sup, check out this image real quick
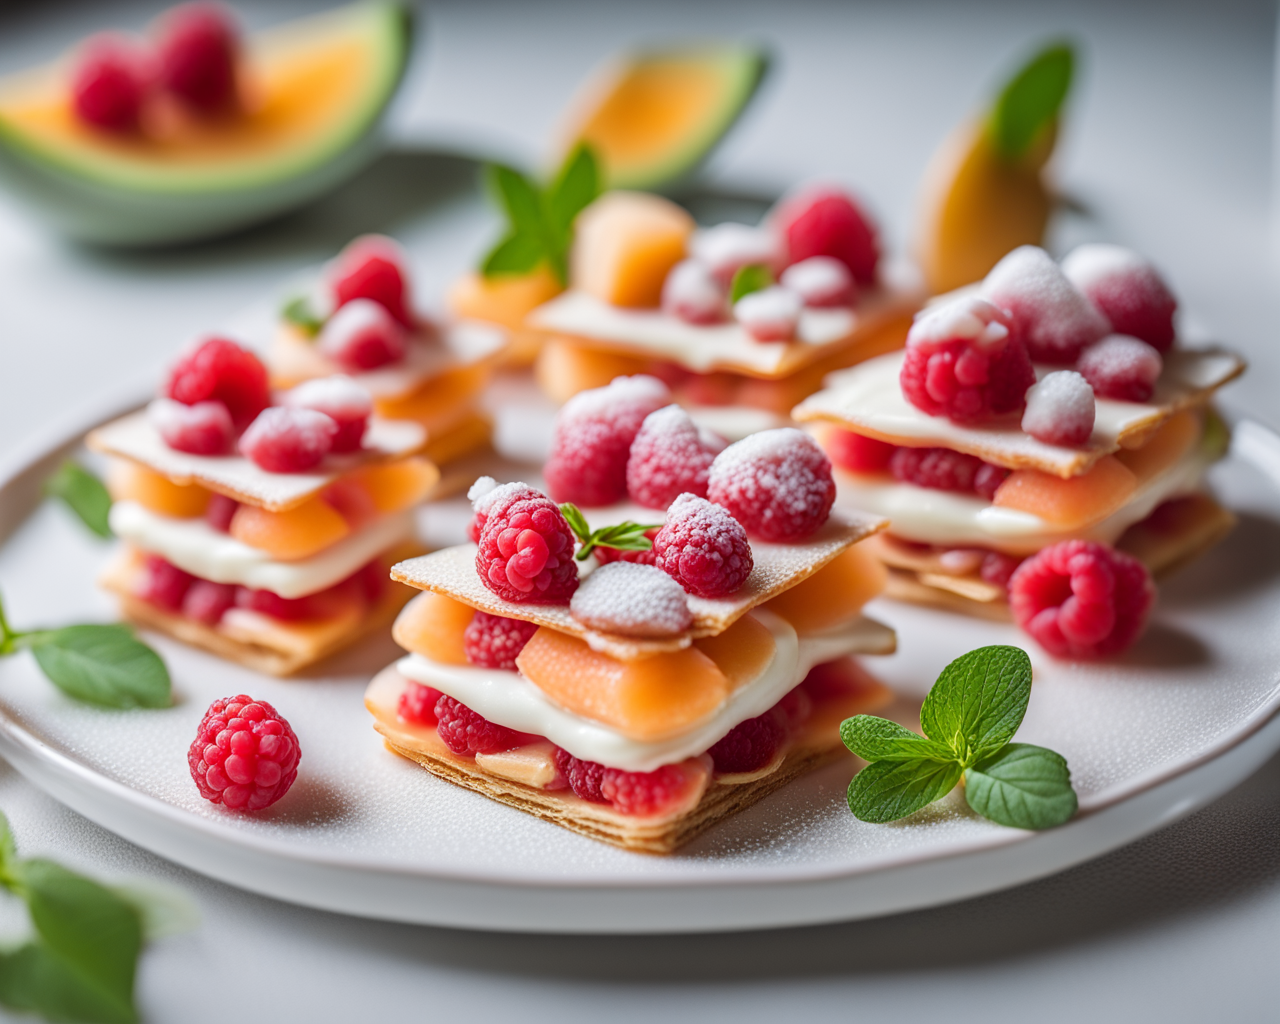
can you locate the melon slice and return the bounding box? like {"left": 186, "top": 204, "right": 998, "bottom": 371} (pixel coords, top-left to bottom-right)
{"left": 106, "top": 459, "right": 211, "bottom": 518}
{"left": 571, "top": 191, "right": 695, "bottom": 307}
{"left": 393, "top": 591, "right": 474, "bottom": 666}
{"left": 764, "top": 543, "right": 886, "bottom": 634}
{"left": 0, "top": 3, "right": 410, "bottom": 245}
{"left": 992, "top": 455, "right": 1138, "bottom": 529}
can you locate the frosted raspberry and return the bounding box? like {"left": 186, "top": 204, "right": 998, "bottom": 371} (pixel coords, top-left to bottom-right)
{"left": 467, "top": 477, "right": 539, "bottom": 543}
{"left": 900, "top": 296, "right": 1036, "bottom": 423}
{"left": 980, "top": 550, "right": 1024, "bottom": 589}
{"left": 625, "top": 404, "right": 725, "bottom": 509}
{"left": 779, "top": 255, "right": 857, "bottom": 307}
{"left": 138, "top": 554, "right": 193, "bottom": 610}
{"left": 317, "top": 298, "right": 407, "bottom": 372}
{"left": 182, "top": 579, "right": 236, "bottom": 624}
{"left": 706, "top": 428, "right": 835, "bottom": 542}
{"left": 398, "top": 682, "right": 443, "bottom": 725}
{"left": 476, "top": 492, "right": 579, "bottom": 604}
{"left": 570, "top": 562, "right": 693, "bottom": 638}
{"left": 601, "top": 763, "right": 689, "bottom": 816}
{"left": 434, "top": 695, "right": 524, "bottom": 755}
{"left": 156, "top": 3, "right": 239, "bottom": 114}
{"left": 544, "top": 375, "right": 671, "bottom": 506}
{"left": 661, "top": 260, "right": 726, "bottom": 324}
{"left": 329, "top": 235, "right": 414, "bottom": 328}
{"left": 594, "top": 528, "right": 659, "bottom": 566}
{"left": 1008, "top": 540, "right": 1154, "bottom": 659}
{"left": 652, "top": 493, "right": 752, "bottom": 598}
{"left": 1061, "top": 244, "right": 1177, "bottom": 352}
{"left": 889, "top": 446, "right": 1008, "bottom": 498}
{"left": 689, "top": 224, "right": 783, "bottom": 285}
{"left": 983, "top": 246, "right": 1110, "bottom": 363}
{"left": 553, "top": 748, "right": 607, "bottom": 802}
{"left": 771, "top": 185, "right": 880, "bottom": 284}
{"left": 734, "top": 286, "right": 803, "bottom": 342}
{"left": 1022, "top": 371, "right": 1096, "bottom": 446}
{"left": 282, "top": 376, "right": 372, "bottom": 452}
{"left": 708, "top": 711, "right": 784, "bottom": 773}
{"left": 463, "top": 611, "right": 539, "bottom": 670}
{"left": 71, "top": 34, "right": 150, "bottom": 133}
{"left": 188, "top": 695, "right": 300, "bottom": 811}
{"left": 1077, "top": 335, "right": 1163, "bottom": 403}
{"left": 148, "top": 397, "right": 235, "bottom": 455}
{"left": 239, "top": 407, "right": 338, "bottom": 473}
{"left": 826, "top": 430, "right": 896, "bottom": 474}
{"left": 205, "top": 493, "right": 239, "bottom": 531}
{"left": 165, "top": 337, "right": 270, "bottom": 431}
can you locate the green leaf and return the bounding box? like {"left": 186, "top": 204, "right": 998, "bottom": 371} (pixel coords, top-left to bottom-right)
{"left": 0, "top": 810, "right": 14, "bottom": 880}
{"left": 964, "top": 743, "right": 1078, "bottom": 829}
{"left": 546, "top": 143, "right": 601, "bottom": 241}
{"left": 282, "top": 296, "right": 324, "bottom": 337}
{"left": 729, "top": 264, "right": 774, "bottom": 304}
{"left": 559, "top": 503, "right": 592, "bottom": 543}
{"left": 840, "top": 715, "right": 953, "bottom": 762}
{"left": 28, "top": 625, "right": 171, "bottom": 709}
{"left": 0, "top": 943, "right": 138, "bottom": 1024}
{"left": 45, "top": 462, "right": 112, "bottom": 539}
{"left": 846, "top": 758, "right": 964, "bottom": 824}
{"left": 486, "top": 163, "right": 547, "bottom": 243}
{"left": 481, "top": 232, "right": 545, "bottom": 277}
{"left": 558, "top": 505, "right": 661, "bottom": 561}
{"left": 109, "top": 880, "right": 200, "bottom": 942}
{"left": 989, "top": 42, "right": 1075, "bottom": 160}
{"left": 1201, "top": 407, "right": 1230, "bottom": 462}
{"left": 920, "top": 645, "right": 1032, "bottom": 765}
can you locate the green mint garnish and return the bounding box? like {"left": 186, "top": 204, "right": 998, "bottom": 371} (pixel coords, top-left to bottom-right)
{"left": 729, "top": 263, "right": 773, "bottom": 304}
{"left": 988, "top": 42, "right": 1075, "bottom": 161}
{"left": 282, "top": 296, "right": 325, "bottom": 337}
{"left": 560, "top": 503, "right": 661, "bottom": 562}
{"left": 841, "top": 645, "right": 1077, "bottom": 829}
{"left": 45, "top": 461, "right": 112, "bottom": 539}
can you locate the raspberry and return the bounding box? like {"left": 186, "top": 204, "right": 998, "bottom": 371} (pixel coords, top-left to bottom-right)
{"left": 1008, "top": 540, "right": 1154, "bottom": 659}
{"left": 734, "top": 286, "right": 803, "bottom": 342}
{"left": 148, "top": 397, "right": 235, "bottom": 455}
{"left": 779, "top": 255, "right": 856, "bottom": 307}
{"left": 329, "top": 235, "right": 414, "bottom": 328}
{"left": 708, "top": 711, "right": 784, "bottom": 773}
{"left": 434, "top": 694, "right": 524, "bottom": 755}
{"left": 397, "top": 682, "right": 443, "bottom": 725}
{"left": 188, "top": 695, "right": 300, "bottom": 811}
{"left": 1076, "top": 335, "right": 1163, "bottom": 403}
{"left": 282, "top": 375, "right": 372, "bottom": 452}
{"left": 771, "top": 185, "right": 880, "bottom": 284}
{"left": 826, "top": 430, "right": 896, "bottom": 474}
{"left": 475, "top": 492, "right": 579, "bottom": 604}
{"left": 239, "top": 407, "right": 338, "bottom": 473}
{"left": 1021, "top": 371, "right": 1096, "bottom": 446}
{"left": 205, "top": 493, "right": 239, "bottom": 532}
{"left": 165, "top": 337, "right": 270, "bottom": 431}
{"left": 156, "top": 3, "right": 239, "bottom": 114}
{"left": 71, "top": 34, "right": 150, "bottom": 134}
{"left": 317, "top": 299, "right": 407, "bottom": 372}
{"left": 661, "top": 260, "right": 725, "bottom": 324}
{"left": 600, "top": 763, "right": 689, "bottom": 816}
{"left": 463, "top": 611, "right": 539, "bottom": 670}
{"left": 320, "top": 477, "right": 378, "bottom": 529}
{"left": 625, "top": 404, "right": 724, "bottom": 509}
{"left": 1061, "top": 244, "right": 1177, "bottom": 352}
{"left": 544, "top": 375, "right": 671, "bottom": 507}
{"left": 236, "top": 562, "right": 378, "bottom": 622}
{"left": 983, "top": 246, "right": 1110, "bottom": 364}
{"left": 900, "top": 296, "right": 1036, "bottom": 423}
{"left": 889, "top": 446, "right": 1008, "bottom": 498}
{"left": 138, "top": 554, "right": 193, "bottom": 611}
{"left": 594, "top": 529, "right": 659, "bottom": 566}
{"left": 182, "top": 579, "right": 236, "bottom": 624}
{"left": 652, "top": 493, "right": 753, "bottom": 598}
{"left": 553, "top": 747, "right": 607, "bottom": 802}
{"left": 974, "top": 463, "right": 1011, "bottom": 501}
{"left": 688, "top": 224, "right": 783, "bottom": 285}
{"left": 467, "top": 477, "right": 539, "bottom": 543}
{"left": 980, "top": 550, "right": 1024, "bottom": 589}
{"left": 570, "top": 562, "right": 693, "bottom": 638}
{"left": 706, "top": 428, "right": 835, "bottom": 542}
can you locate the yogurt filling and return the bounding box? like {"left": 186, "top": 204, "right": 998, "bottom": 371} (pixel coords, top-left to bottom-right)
{"left": 109, "top": 501, "right": 415, "bottom": 598}
{"left": 396, "top": 609, "right": 885, "bottom": 772}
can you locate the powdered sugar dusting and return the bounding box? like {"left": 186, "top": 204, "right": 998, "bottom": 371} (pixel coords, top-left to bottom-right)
{"left": 1060, "top": 243, "right": 1147, "bottom": 287}
{"left": 1022, "top": 371, "right": 1096, "bottom": 446}
{"left": 283, "top": 375, "right": 374, "bottom": 419}
{"left": 706, "top": 429, "right": 835, "bottom": 542}
{"left": 469, "top": 477, "right": 534, "bottom": 515}
{"left": 626, "top": 404, "right": 724, "bottom": 509}
{"left": 559, "top": 374, "right": 671, "bottom": 421}
{"left": 1077, "top": 335, "right": 1164, "bottom": 402}
{"left": 734, "top": 287, "right": 803, "bottom": 342}
{"left": 909, "top": 295, "right": 1010, "bottom": 351}
{"left": 570, "top": 562, "right": 693, "bottom": 638}
{"left": 779, "top": 256, "right": 856, "bottom": 308}
{"left": 983, "top": 245, "right": 1110, "bottom": 363}
{"left": 661, "top": 260, "right": 726, "bottom": 324}
{"left": 689, "top": 223, "right": 783, "bottom": 283}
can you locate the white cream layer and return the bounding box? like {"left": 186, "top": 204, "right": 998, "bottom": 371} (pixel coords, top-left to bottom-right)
{"left": 110, "top": 501, "right": 415, "bottom": 598}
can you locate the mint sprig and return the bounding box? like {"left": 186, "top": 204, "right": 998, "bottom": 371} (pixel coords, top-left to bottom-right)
{"left": 988, "top": 42, "right": 1075, "bottom": 161}
{"left": 45, "top": 461, "right": 112, "bottom": 539}
{"left": 729, "top": 263, "right": 773, "bottom": 304}
{"left": 841, "top": 645, "right": 1077, "bottom": 829}
{"left": 281, "top": 295, "right": 325, "bottom": 337}
{"left": 560, "top": 503, "right": 661, "bottom": 562}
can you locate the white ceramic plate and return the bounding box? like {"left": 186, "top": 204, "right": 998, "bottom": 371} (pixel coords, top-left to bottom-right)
{"left": 0, "top": 391, "right": 1278, "bottom": 935}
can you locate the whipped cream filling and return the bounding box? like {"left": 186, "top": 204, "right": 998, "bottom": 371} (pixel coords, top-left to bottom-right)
{"left": 110, "top": 501, "right": 415, "bottom": 598}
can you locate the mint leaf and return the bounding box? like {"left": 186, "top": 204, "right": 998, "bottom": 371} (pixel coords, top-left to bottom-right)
{"left": 0, "top": 943, "right": 138, "bottom": 1024}
{"left": 27, "top": 625, "right": 171, "bottom": 709}
{"left": 847, "top": 758, "right": 964, "bottom": 824}
{"left": 546, "top": 143, "right": 601, "bottom": 241}
{"left": 840, "top": 715, "right": 952, "bottom": 762}
{"left": 559, "top": 503, "right": 592, "bottom": 543}
{"left": 729, "top": 264, "right": 773, "bottom": 304}
{"left": 560, "top": 504, "right": 661, "bottom": 561}
{"left": 109, "top": 881, "right": 200, "bottom": 942}
{"left": 45, "top": 461, "right": 112, "bottom": 539}
{"left": 964, "top": 743, "right": 1078, "bottom": 829}
{"left": 482, "top": 231, "right": 545, "bottom": 277}
{"left": 282, "top": 296, "right": 324, "bottom": 337}
{"left": 920, "top": 645, "right": 1031, "bottom": 764}
{"left": 0, "top": 810, "right": 13, "bottom": 876}
{"left": 486, "top": 164, "right": 546, "bottom": 246}
{"left": 989, "top": 42, "right": 1075, "bottom": 161}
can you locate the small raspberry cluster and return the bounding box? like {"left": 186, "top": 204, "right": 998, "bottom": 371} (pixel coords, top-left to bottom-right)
{"left": 553, "top": 748, "right": 693, "bottom": 817}
{"left": 313, "top": 235, "right": 417, "bottom": 372}
{"left": 188, "top": 694, "right": 300, "bottom": 811}
{"left": 474, "top": 488, "right": 579, "bottom": 604}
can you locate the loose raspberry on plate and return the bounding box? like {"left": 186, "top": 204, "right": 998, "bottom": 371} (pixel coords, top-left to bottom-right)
{"left": 148, "top": 397, "right": 235, "bottom": 455}
{"left": 1021, "top": 370, "right": 1096, "bottom": 446}
{"left": 626, "top": 404, "right": 725, "bottom": 509}
{"left": 282, "top": 375, "right": 373, "bottom": 452}
{"left": 708, "top": 711, "right": 784, "bottom": 773}
{"left": 553, "top": 747, "right": 607, "bottom": 802}
{"left": 900, "top": 295, "right": 1036, "bottom": 423}
{"left": 205, "top": 493, "right": 239, "bottom": 532}
{"left": 71, "top": 34, "right": 150, "bottom": 133}
{"left": 688, "top": 223, "right": 783, "bottom": 285}
{"left": 165, "top": 337, "right": 270, "bottom": 431}
{"left": 138, "top": 554, "right": 194, "bottom": 611}
{"left": 475, "top": 491, "right": 579, "bottom": 604}
{"left": 570, "top": 562, "right": 693, "bottom": 638}
{"left": 983, "top": 246, "right": 1110, "bottom": 363}
{"left": 317, "top": 298, "right": 408, "bottom": 372}
{"left": 182, "top": 579, "right": 236, "bottom": 624}
{"left": 155, "top": 2, "right": 239, "bottom": 114}
{"left": 329, "top": 235, "right": 414, "bottom": 328}
{"left": 239, "top": 406, "right": 338, "bottom": 473}
{"left": 467, "top": 477, "right": 539, "bottom": 543}
{"left": 1008, "top": 540, "right": 1154, "bottom": 659}
{"left": 434, "top": 694, "right": 525, "bottom": 755}
{"left": 188, "top": 695, "right": 300, "bottom": 811}
{"left": 771, "top": 185, "right": 880, "bottom": 284}
{"left": 1061, "top": 244, "right": 1177, "bottom": 352}
{"left": 826, "top": 430, "right": 897, "bottom": 474}
{"left": 652, "top": 493, "right": 753, "bottom": 598}
{"left": 398, "top": 682, "right": 444, "bottom": 726}
{"left": 779, "top": 255, "right": 857, "bottom": 307}
{"left": 463, "top": 611, "right": 539, "bottom": 670}
{"left": 889, "top": 446, "right": 1009, "bottom": 499}
{"left": 543, "top": 375, "right": 671, "bottom": 507}
{"left": 706, "top": 428, "right": 835, "bottom": 542}
{"left": 734, "top": 286, "right": 803, "bottom": 342}
{"left": 1076, "top": 334, "right": 1164, "bottom": 403}
{"left": 661, "top": 259, "right": 726, "bottom": 324}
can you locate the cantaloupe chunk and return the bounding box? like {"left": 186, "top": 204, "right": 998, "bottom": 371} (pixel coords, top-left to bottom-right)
{"left": 347, "top": 457, "right": 438, "bottom": 514}
{"left": 106, "top": 459, "right": 212, "bottom": 518}
{"left": 693, "top": 614, "right": 777, "bottom": 690}
{"left": 229, "top": 495, "right": 350, "bottom": 560}
{"left": 764, "top": 543, "right": 887, "bottom": 634}
{"left": 447, "top": 265, "right": 563, "bottom": 331}
{"left": 392, "top": 591, "right": 473, "bottom": 666}
{"left": 516, "top": 627, "right": 729, "bottom": 740}
{"left": 535, "top": 335, "right": 652, "bottom": 403}
{"left": 1113, "top": 410, "right": 1200, "bottom": 484}
{"left": 373, "top": 362, "right": 489, "bottom": 432}
{"left": 993, "top": 455, "right": 1138, "bottom": 529}
{"left": 571, "top": 191, "right": 695, "bottom": 308}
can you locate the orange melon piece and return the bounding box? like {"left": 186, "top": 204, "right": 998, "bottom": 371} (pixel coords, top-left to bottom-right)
{"left": 347, "top": 457, "right": 438, "bottom": 514}
{"left": 229, "top": 495, "right": 350, "bottom": 560}
{"left": 373, "top": 362, "right": 489, "bottom": 432}
{"left": 106, "top": 459, "right": 211, "bottom": 518}
{"left": 535, "top": 336, "right": 652, "bottom": 403}
{"left": 993, "top": 455, "right": 1138, "bottom": 529}
{"left": 764, "top": 543, "right": 887, "bottom": 634}
{"left": 571, "top": 191, "right": 694, "bottom": 308}
{"left": 392, "top": 591, "right": 473, "bottom": 666}
{"left": 447, "top": 265, "right": 563, "bottom": 331}
{"left": 516, "top": 627, "right": 729, "bottom": 741}
{"left": 1113, "top": 410, "right": 1200, "bottom": 484}
{"left": 693, "top": 614, "right": 777, "bottom": 690}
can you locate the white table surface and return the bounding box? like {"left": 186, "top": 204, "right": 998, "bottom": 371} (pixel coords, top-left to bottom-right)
{"left": 1, "top": 1, "right": 1278, "bottom": 1020}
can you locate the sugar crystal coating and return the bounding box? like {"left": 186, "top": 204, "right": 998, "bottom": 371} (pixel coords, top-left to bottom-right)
{"left": 661, "top": 259, "right": 726, "bottom": 324}
{"left": 706, "top": 428, "right": 835, "bottom": 542}
{"left": 1061, "top": 243, "right": 1177, "bottom": 352}
{"left": 652, "top": 493, "right": 753, "bottom": 598}
{"left": 318, "top": 298, "right": 407, "bottom": 372}
{"left": 983, "top": 246, "right": 1110, "bottom": 363}
{"left": 467, "top": 477, "right": 539, "bottom": 542}
{"left": 149, "top": 397, "right": 235, "bottom": 455}
{"left": 689, "top": 223, "right": 783, "bottom": 284}
{"left": 238, "top": 406, "right": 339, "bottom": 473}
{"left": 188, "top": 694, "right": 300, "bottom": 812}
{"left": 570, "top": 562, "right": 693, "bottom": 638}
{"left": 283, "top": 375, "right": 373, "bottom": 452}
{"left": 626, "top": 404, "right": 725, "bottom": 509}
{"left": 779, "top": 255, "right": 856, "bottom": 307}
{"left": 475, "top": 491, "right": 579, "bottom": 604}
{"left": 1076, "top": 334, "right": 1164, "bottom": 403}
{"left": 734, "top": 286, "right": 803, "bottom": 341}
{"left": 1021, "top": 371, "right": 1096, "bottom": 446}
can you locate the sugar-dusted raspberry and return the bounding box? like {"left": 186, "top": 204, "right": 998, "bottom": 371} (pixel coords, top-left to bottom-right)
{"left": 329, "top": 235, "right": 414, "bottom": 328}
{"left": 205, "top": 493, "right": 239, "bottom": 532}
{"left": 900, "top": 295, "right": 1036, "bottom": 423}
{"left": 661, "top": 259, "right": 726, "bottom": 324}
{"left": 71, "top": 34, "right": 150, "bottom": 133}
{"left": 463, "top": 611, "right": 539, "bottom": 670}
{"left": 625, "top": 404, "right": 724, "bottom": 509}
{"left": 282, "top": 375, "right": 373, "bottom": 452}
{"left": 398, "top": 682, "right": 443, "bottom": 726}
{"left": 600, "top": 763, "right": 689, "bottom": 816}
{"left": 466, "top": 477, "right": 539, "bottom": 543}
{"left": 138, "top": 554, "right": 194, "bottom": 611}
{"left": 553, "top": 747, "right": 608, "bottom": 802}
{"left": 890, "top": 447, "right": 981, "bottom": 493}
{"left": 148, "top": 397, "right": 235, "bottom": 455}
{"left": 706, "top": 428, "right": 835, "bottom": 542}
{"left": 1008, "top": 540, "right": 1154, "bottom": 659}
{"left": 188, "top": 694, "right": 300, "bottom": 811}
{"left": 708, "top": 710, "right": 784, "bottom": 773}
{"left": 317, "top": 298, "right": 407, "bottom": 372}
{"left": 476, "top": 492, "right": 578, "bottom": 604}
{"left": 779, "top": 255, "right": 856, "bottom": 307}
{"left": 434, "top": 694, "right": 524, "bottom": 755}
{"left": 980, "top": 550, "right": 1024, "bottom": 589}
{"left": 156, "top": 3, "right": 239, "bottom": 114}
{"left": 734, "top": 286, "right": 803, "bottom": 342}
{"left": 983, "top": 246, "right": 1110, "bottom": 364}
{"left": 1022, "top": 370, "right": 1096, "bottom": 446}
{"left": 1077, "top": 335, "right": 1163, "bottom": 403}
{"left": 652, "top": 493, "right": 753, "bottom": 598}
{"left": 826, "top": 430, "right": 897, "bottom": 474}
{"left": 772, "top": 185, "right": 880, "bottom": 284}
{"left": 594, "top": 529, "right": 659, "bottom": 566}
{"left": 182, "top": 579, "right": 236, "bottom": 624}
{"left": 688, "top": 223, "right": 783, "bottom": 285}
{"left": 239, "top": 406, "right": 338, "bottom": 473}
{"left": 570, "top": 562, "right": 693, "bottom": 638}
{"left": 165, "top": 337, "right": 270, "bottom": 431}
{"left": 1061, "top": 244, "right": 1177, "bottom": 352}
{"left": 544, "top": 375, "right": 671, "bottom": 506}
